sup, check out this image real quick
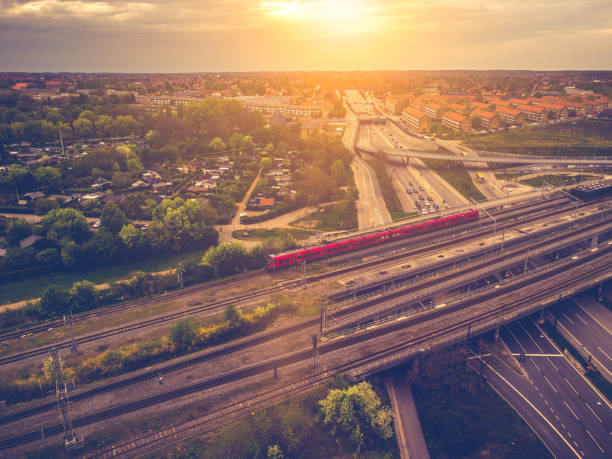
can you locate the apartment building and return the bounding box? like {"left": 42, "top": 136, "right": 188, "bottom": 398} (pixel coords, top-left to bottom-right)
{"left": 470, "top": 109, "right": 501, "bottom": 130}
{"left": 533, "top": 102, "right": 567, "bottom": 120}
{"left": 441, "top": 111, "right": 471, "bottom": 133}
{"left": 423, "top": 103, "right": 445, "bottom": 120}
{"left": 495, "top": 106, "right": 526, "bottom": 125}
{"left": 401, "top": 106, "right": 431, "bottom": 133}
{"left": 449, "top": 103, "right": 468, "bottom": 114}
{"left": 518, "top": 104, "right": 548, "bottom": 122}
{"left": 470, "top": 101, "right": 491, "bottom": 110}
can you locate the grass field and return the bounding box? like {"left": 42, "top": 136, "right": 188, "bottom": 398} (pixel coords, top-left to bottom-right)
{"left": 290, "top": 201, "right": 357, "bottom": 232}
{"left": 0, "top": 249, "right": 206, "bottom": 306}
{"left": 412, "top": 347, "right": 551, "bottom": 458}
{"left": 231, "top": 228, "right": 315, "bottom": 241}
{"left": 365, "top": 158, "right": 404, "bottom": 215}
{"left": 466, "top": 119, "right": 612, "bottom": 156}
{"left": 520, "top": 174, "right": 596, "bottom": 187}
{"left": 422, "top": 158, "right": 487, "bottom": 202}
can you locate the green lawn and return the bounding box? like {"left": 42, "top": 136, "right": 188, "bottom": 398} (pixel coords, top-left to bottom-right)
{"left": 422, "top": 158, "right": 487, "bottom": 202}
{"left": 231, "top": 228, "right": 315, "bottom": 241}
{"left": 0, "top": 250, "right": 206, "bottom": 306}
{"left": 412, "top": 347, "right": 551, "bottom": 458}
{"left": 290, "top": 201, "right": 357, "bottom": 232}
{"left": 520, "top": 174, "right": 595, "bottom": 187}
{"left": 365, "top": 159, "right": 404, "bottom": 215}
{"left": 466, "top": 120, "right": 612, "bottom": 156}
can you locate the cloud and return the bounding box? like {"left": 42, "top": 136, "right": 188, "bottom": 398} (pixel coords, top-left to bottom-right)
{"left": 0, "top": 0, "right": 610, "bottom": 71}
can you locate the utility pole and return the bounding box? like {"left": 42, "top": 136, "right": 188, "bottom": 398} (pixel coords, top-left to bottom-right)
{"left": 51, "top": 349, "right": 84, "bottom": 451}
{"left": 523, "top": 246, "right": 530, "bottom": 274}
{"left": 470, "top": 198, "right": 496, "bottom": 240}
{"left": 177, "top": 262, "right": 184, "bottom": 289}
{"left": 64, "top": 312, "right": 77, "bottom": 353}
{"left": 303, "top": 259, "right": 307, "bottom": 289}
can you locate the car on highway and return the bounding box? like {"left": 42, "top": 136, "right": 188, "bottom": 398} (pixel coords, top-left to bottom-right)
{"left": 419, "top": 186, "right": 424, "bottom": 191}
{"left": 413, "top": 187, "right": 418, "bottom": 193}
{"left": 409, "top": 181, "right": 413, "bottom": 186}
{"left": 424, "top": 200, "right": 429, "bottom": 206}
{"left": 419, "top": 195, "right": 424, "bottom": 200}
{"left": 406, "top": 189, "right": 412, "bottom": 194}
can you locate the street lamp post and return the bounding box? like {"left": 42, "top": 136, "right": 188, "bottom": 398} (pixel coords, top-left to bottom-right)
{"left": 470, "top": 198, "right": 496, "bottom": 240}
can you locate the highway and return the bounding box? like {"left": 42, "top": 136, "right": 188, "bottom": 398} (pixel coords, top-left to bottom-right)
{"left": 483, "top": 319, "right": 612, "bottom": 458}
{"left": 343, "top": 98, "right": 391, "bottom": 227}
{"left": 551, "top": 295, "right": 612, "bottom": 381}
{"left": 365, "top": 123, "right": 470, "bottom": 210}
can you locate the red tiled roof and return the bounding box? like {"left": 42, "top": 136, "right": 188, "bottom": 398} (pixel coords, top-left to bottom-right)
{"left": 443, "top": 111, "right": 467, "bottom": 122}
{"left": 471, "top": 109, "right": 496, "bottom": 119}
{"left": 403, "top": 106, "right": 426, "bottom": 119}
{"left": 450, "top": 103, "right": 467, "bottom": 111}
{"left": 496, "top": 106, "right": 521, "bottom": 116}
{"left": 535, "top": 102, "right": 565, "bottom": 110}
{"left": 426, "top": 103, "right": 441, "bottom": 110}
{"left": 471, "top": 101, "right": 490, "bottom": 109}
{"left": 518, "top": 105, "right": 544, "bottom": 113}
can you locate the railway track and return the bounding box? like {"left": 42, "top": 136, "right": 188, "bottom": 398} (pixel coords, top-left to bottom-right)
{"left": 0, "top": 220, "right": 608, "bottom": 428}
{"left": 0, "top": 198, "right": 595, "bottom": 366}
{"left": 0, "top": 195, "right": 569, "bottom": 344}
{"left": 2, "top": 249, "right": 608, "bottom": 453}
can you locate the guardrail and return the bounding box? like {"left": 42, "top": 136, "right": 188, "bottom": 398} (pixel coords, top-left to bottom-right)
{"left": 325, "top": 239, "right": 611, "bottom": 339}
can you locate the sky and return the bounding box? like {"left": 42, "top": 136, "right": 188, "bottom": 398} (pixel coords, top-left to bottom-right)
{"left": 0, "top": 0, "right": 610, "bottom": 72}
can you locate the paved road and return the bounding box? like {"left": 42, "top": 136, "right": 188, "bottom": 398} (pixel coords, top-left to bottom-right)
{"left": 230, "top": 168, "right": 262, "bottom": 226}
{"left": 343, "top": 105, "right": 391, "bottom": 228}
{"left": 484, "top": 319, "right": 612, "bottom": 458}
{"left": 367, "top": 125, "right": 469, "bottom": 210}
{"left": 551, "top": 296, "right": 612, "bottom": 381}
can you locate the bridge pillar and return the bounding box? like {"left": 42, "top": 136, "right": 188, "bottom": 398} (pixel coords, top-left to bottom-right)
{"left": 493, "top": 326, "right": 500, "bottom": 343}
{"left": 591, "top": 234, "right": 599, "bottom": 246}
{"left": 538, "top": 310, "right": 545, "bottom": 324}
{"left": 597, "top": 283, "right": 603, "bottom": 301}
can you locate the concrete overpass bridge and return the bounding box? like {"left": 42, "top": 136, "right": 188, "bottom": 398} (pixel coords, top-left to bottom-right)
{"left": 356, "top": 139, "right": 612, "bottom": 166}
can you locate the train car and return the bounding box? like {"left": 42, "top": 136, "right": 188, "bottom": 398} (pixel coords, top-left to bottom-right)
{"left": 265, "top": 209, "right": 480, "bottom": 271}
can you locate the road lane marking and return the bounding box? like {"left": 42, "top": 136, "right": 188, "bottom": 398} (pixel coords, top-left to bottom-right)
{"left": 574, "top": 299, "right": 612, "bottom": 335}
{"left": 507, "top": 327, "right": 528, "bottom": 353}
{"left": 585, "top": 403, "right": 602, "bottom": 423}
{"left": 483, "top": 362, "right": 581, "bottom": 458}
{"left": 586, "top": 430, "right": 605, "bottom": 453}
{"left": 564, "top": 377, "right": 579, "bottom": 396}
{"left": 544, "top": 375, "right": 558, "bottom": 393}
{"left": 546, "top": 357, "right": 559, "bottom": 372}
{"left": 575, "top": 313, "right": 589, "bottom": 326}
{"left": 563, "top": 401, "right": 580, "bottom": 421}
{"left": 597, "top": 346, "right": 612, "bottom": 362}
{"left": 519, "top": 321, "right": 545, "bottom": 353}
{"left": 533, "top": 360, "right": 541, "bottom": 372}
{"left": 562, "top": 313, "right": 575, "bottom": 325}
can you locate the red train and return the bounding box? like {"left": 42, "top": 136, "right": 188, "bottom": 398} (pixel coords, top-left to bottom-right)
{"left": 266, "top": 209, "right": 480, "bottom": 271}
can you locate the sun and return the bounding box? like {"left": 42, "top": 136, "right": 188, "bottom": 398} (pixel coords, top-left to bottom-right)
{"left": 261, "top": 0, "right": 368, "bottom": 25}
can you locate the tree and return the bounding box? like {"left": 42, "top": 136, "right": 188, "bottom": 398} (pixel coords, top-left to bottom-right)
{"left": 69, "top": 280, "right": 98, "bottom": 312}
{"left": 39, "top": 284, "right": 70, "bottom": 317}
{"left": 73, "top": 118, "right": 93, "bottom": 139}
{"left": 168, "top": 318, "right": 198, "bottom": 352}
{"left": 95, "top": 115, "right": 115, "bottom": 139}
{"left": 100, "top": 203, "right": 129, "bottom": 234}
{"left": 209, "top": 136, "right": 226, "bottom": 152}
{"left": 33, "top": 166, "right": 62, "bottom": 193}
{"left": 8, "top": 164, "right": 33, "bottom": 191}
{"left": 318, "top": 381, "right": 393, "bottom": 451}
{"left": 202, "top": 242, "right": 249, "bottom": 277}
{"left": 119, "top": 223, "right": 143, "bottom": 249}
{"left": 6, "top": 219, "right": 32, "bottom": 246}
{"left": 223, "top": 304, "right": 241, "bottom": 323}
{"left": 34, "top": 198, "right": 58, "bottom": 215}
{"left": 42, "top": 208, "right": 90, "bottom": 245}
{"left": 35, "top": 248, "right": 61, "bottom": 265}
{"left": 259, "top": 157, "right": 273, "bottom": 171}
{"left": 266, "top": 444, "right": 284, "bottom": 459}
{"left": 111, "top": 170, "right": 133, "bottom": 189}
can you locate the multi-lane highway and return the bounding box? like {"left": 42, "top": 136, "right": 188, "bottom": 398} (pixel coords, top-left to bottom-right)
{"left": 343, "top": 99, "right": 391, "bottom": 227}
{"left": 484, "top": 319, "right": 611, "bottom": 458}
{"left": 551, "top": 295, "right": 612, "bottom": 381}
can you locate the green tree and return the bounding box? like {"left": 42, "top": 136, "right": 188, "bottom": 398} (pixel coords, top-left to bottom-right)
{"left": 259, "top": 157, "right": 273, "bottom": 170}
{"left": 69, "top": 280, "right": 98, "bottom": 312}
{"left": 119, "top": 223, "right": 143, "bottom": 249}
{"left": 34, "top": 198, "right": 58, "bottom": 215}
{"left": 111, "top": 170, "right": 133, "bottom": 189}
{"left": 35, "top": 248, "right": 61, "bottom": 265}
{"left": 318, "top": 381, "right": 393, "bottom": 451}
{"left": 6, "top": 219, "right": 32, "bottom": 246}
{"left": 95, "top": 114, "right": 114, "bottom": 139}
{"left": 209, "top": 136, "right": 227, "bottom": 152}
{"left": 73, "top": 118, "right": 93, "bottom": 139}
{"left": 42, "top": 208, "right": 90, "bottom": 245}
{"left": 39, "top": 284, "right": 69, "bottom": 317}
{"left": 168, "top": 318, "right": 198, "bottom": 352}
{"left": 33, "top": 166, "right": 62, "bottom": 193}
{"left": 266, "top": 444, "right": 284, "bottom": 459}
{"left": 202, "top": 242, "right": 249, "bottom": 277}
{"left": 100, "top": 203, "right": 129, "bottom": 234}
{"left": 223, "top": 304, "right": 241, "bottom": 323}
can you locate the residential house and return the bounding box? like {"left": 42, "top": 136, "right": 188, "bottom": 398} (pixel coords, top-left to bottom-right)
{"left": 495, "top": 106, "right": 526, "bottom": 125}
{"left": 401, "top": 106, "right": 431, "bottom": 133}
{"left": 517, "top": 105, "right": 547, "bottom": 122}
{"left": 470, "top": 109, "right": 501, "bottom": 130}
